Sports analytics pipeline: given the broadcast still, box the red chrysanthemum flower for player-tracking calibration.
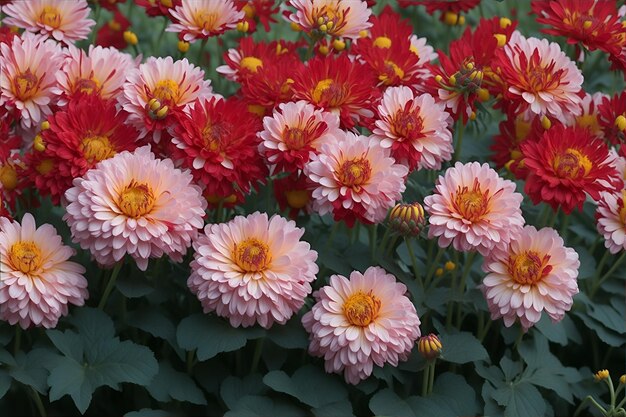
[531,0,625,57]
[96,10,130,50]
[0,152,27,214]
[598,91,626,145]
[236,0,278,32]
[274,172,312,219]
[521,125,622,213]
[136,0,181,18]
[26,94,139,204]
[398,0,480,17]
[366,5,414,43]
[292,54,378,129]
[95,0,127,11]
[171,97,268,205]
[0,26,18,47]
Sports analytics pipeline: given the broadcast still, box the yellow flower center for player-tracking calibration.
[193,10,219,31]
[9,241,42,274]
[81,135,116,163]
[240,56,263,73]
[311,78,346,107]
[379,61,405,85]
[13,72,39,101]
[576,114,600,135]
[337,158,371,188]
[39,6,61,28]
[285,189,309,209]
[373,36,392,48]
[152,79,179,105]
[343,291,381,327]
[453,182,489,222]
[36,159,54,175]
[508,250,552,285]
[0,164,18,190]
[552,148,593,179]
[234,238,271,272]
[201,121,229,154]
[118,181,156,218]
[75,77,101,95]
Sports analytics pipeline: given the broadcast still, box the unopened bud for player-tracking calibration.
[494,33,507,47]
[333,39,346,51]
[178,40,190,53]
[541,115,552,130]
[435,267,444,277]
[123,30,138,45]
[444,261,456,271]
[594,369,610,381]
[290,22,302,32]
[443,11,460,26]
[155,106,169,119]
[477,88,490,102]
[148,98,161,112]
[318,45,329,55]
[615,115,626,131]
[418,334,443,360]
[33,135,45,152]
[500,17,512,28]
[41,121,50,130]
[389,202,425,237]
[237,20,249,32]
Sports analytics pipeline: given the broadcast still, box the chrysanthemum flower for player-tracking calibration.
[598,91,626,145]
[136,0,181,17]
[64,146,206,271]
[27,94,139,204]
[273,172,313,219]
[575,92,606,139]
[2,0,95,43]
[424,161,525,255]
[481,225,579,331]
[188,212,318,329]
[492,32,584,119]
[287,0,372,40]
[304,131,407,227]
[596,190,626,254]
[167,0,244,43]
[171,96,268,204]
[521,125,622,214]
[119,56,214,141]
[398,0,480,16]
[259,100,341,173]
[372,86,452,171]
[55,44,138,105]
[292,54,378,129]
[95,10,130,49]
[302,266,421,385]
[236,0,279,33]
[0,213,88,329]
[0,32,63,129]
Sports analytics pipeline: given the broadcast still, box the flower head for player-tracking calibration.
[2,0,95,43]
[594,369,610,381]
[273,172,313,219]
[64,146,206,271]
[136,0,181,17]
[596,190,626,254]
[389,202,425,237]
[287,0,372,40]
[417,333,442,360]
[189,212,318,329]
[424,162,525,255]
[0,213,88,329]
[167,0,244,43]
[302,266,421,384]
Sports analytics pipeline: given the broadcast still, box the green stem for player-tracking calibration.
[377,226,391,258]
[477,314,492,343]
[538,204,551,228]
[574,396,607,417]
[153,17,168,54]
[405,237,422,286]
[89,3,102,45]
[326,221,341,247]
[608,376,617,409]
[421,362,430,396]
[452,120,465,163]
[560,211,571,242]
[30,388,47,417]
[370,225,378,261]
[386,235,399,257]
[250,338,264,374]
[513,327,524,351]
[425,247,445,288]
[98,261,123,310]
[186,349,196,375]
[591,252,626,298]
[197,38,208,67]
[13,326,21,356]
[427,361,436,395]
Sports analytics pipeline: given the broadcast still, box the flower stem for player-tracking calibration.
[197,38,208,67]
[89,3,102,45]
[13,326,21,356]
[153,17,168,54]
[186,349,196,375]
[573,395,607,417]
[591,252,626,298]
[30,387,47,417]
[452,119,465,163]
[427,361,436,395]
[370,225,378,261]
[98,261,123,310]
[377,226,391,258]
[405,237,422,286]
[425,247,445,289]
[421,362,430,396]
[250,338,264,374]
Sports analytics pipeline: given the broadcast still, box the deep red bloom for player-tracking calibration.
[274,172,312,219]
[94,0,127,11]
[136,0,181,18]
[96,10,130,49]
[397,0,480,15]
[0,26,18,47]
[26,94,139,204]
[368,5,414,41]
[171,97,268,204]
[292,54,378,129]
[236,0,278,32]
[598,92,626,145]
[521,125,622,213]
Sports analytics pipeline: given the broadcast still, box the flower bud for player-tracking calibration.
[418,334,443,360]
[435,267,444,277]
[333,39,346,51]
[541,115,552,130]
[620,374,625,385]
[500,17,512,28]
[33,135,46,152]
[443,11,460,25]
[389,202,425,237]
[41,121,50,130]
[615,115,626,131]
[123,30,138,46]
[178,40,190,53]
[444,261,456,271]
[594,369,609,381]
[494,33,507,47]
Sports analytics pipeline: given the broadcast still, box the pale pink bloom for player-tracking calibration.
[372,86,452,171]
[0,213,88,329]
[609,148,626,189]
[0,32,63,129]
[573,92,606,139]
[304,131,408,226]
[287,0,372,40]
[119,57,213,141]
[302,266,421,385]
[597,190,626,254]
[54,44,139,106]
[64,146,206,271]
[499,31,583,120]
[259,100,342,173]
[2,0,95,43]
[409,35,437,88]
[424,161,525,255]
[167,0,244,43]
[188,212,319,329]
[481,225,579,331]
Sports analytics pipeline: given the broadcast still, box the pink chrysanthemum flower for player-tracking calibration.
[0,32,63,129]
[481,225,579,331]
[493,31,584,119]
[596,190,626,254]
[0,213,88,329]
[574,92,606,139]
[188,212,319,329]
[302,266,421,385]
[64,146,206,271]
[120,56,214,141]
[372,86,452,171]
[287,0,372,40]
[304,131,408,227]
[258,100,342,173]
[54,44,138,105]
[2,0,95,43]
[167,0,244,43]
[424,162,525,255]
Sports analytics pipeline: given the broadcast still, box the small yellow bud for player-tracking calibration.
[443,11,460,26]
[444,261,456,271]
[448,74,457,85]
[615,115,626,131]
[435,267,444,277]
[494,33,507,47]
[477,88,490,102]
[148,98,161,112]
[359,30,368,38]
[418,334,443,360]
[156,106,169,119]
[290,22,302,32]
[435,74,443,83]
[123,30,138,46]
[108,20,121,31]
[594,369,610,381]
[319,24,328,32]
[458,15,466,25]
[583,20,592,30]
[178,40,190,53]
[465,62,474,71]
[470,111,477,121]
[0,164,18,190]
[318,45,329,55]
[317,17,325,26]
[41,121,50,130]
[500,17,512,29]
[326,21,334,30]
[160,0,172,7]
[541,115,552,130]
[33,135,46,152]
[332,39,346,51]
[619,374,625,385]
[237,21,249,32]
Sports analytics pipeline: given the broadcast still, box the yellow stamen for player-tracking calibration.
[343,291,381,327]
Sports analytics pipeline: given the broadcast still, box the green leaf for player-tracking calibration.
[369,389,416,417]
[482,382,505,417]
[48,357,93,414]
[525,367,575,404]
[125,409,173,417]
[0,347,15,367]
[500,356,522,382]
[408,373,479,417]
[535,315,568,346]
[475,362,505,386]
[438,330,489,364]
[116,273,154,298]
[224,395,308,417]
[586,304,625,334]
[313,400,354,417]
[176,314,264,360]
[266,316,308,349]
[220,374,266,409]
[147,362,206,405]
[0,369,11,399]
[493,382,547,417]
[573,311,625,347]
[47,329,84,361]
[126,308,177,345]
[10,348,56,394]
[263,364,348,408]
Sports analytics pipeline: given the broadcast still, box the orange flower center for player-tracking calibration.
[391,107,424,140]
[9,241,42,274]
[13,72,40,101]
[118,181,156,218]
[193,10,219,31]
[240,56,263,73]
[152,79,179,105]
[75,77,101,95]
[379,60,405,85]
[282,118,326,150]
[453,181,490,222]
[343,291,381,327]
[337,157,371,188]
[39,6,61,28]
[552,148,593,179]
[81,135,116,163]
[0,164,18,190]
[234,238,271,272]
[201,121,229,153]
[36,159,54,175]
[311,78,347,107]
[508,250,552,285]
[285,189,309,209]
[576,114,600,135]
[314,4,343,33]
[521,61,561,93]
